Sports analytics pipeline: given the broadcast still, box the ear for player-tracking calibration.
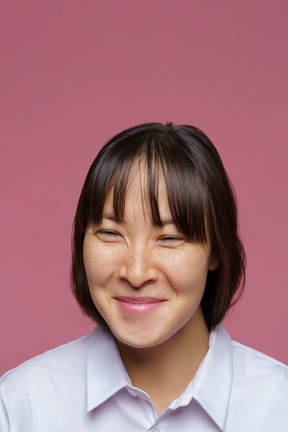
[208,253,219,271]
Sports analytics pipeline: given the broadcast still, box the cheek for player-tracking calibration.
[83,240,121,286]
[164,251,210,294]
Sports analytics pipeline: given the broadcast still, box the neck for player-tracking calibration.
[116,309,209,415]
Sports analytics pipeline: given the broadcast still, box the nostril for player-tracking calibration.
[119,274,156,289]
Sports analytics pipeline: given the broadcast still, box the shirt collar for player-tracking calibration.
[86,325,131,412]
[86,324,234,429]
[193,324,234,430]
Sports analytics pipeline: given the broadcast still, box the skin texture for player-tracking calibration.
[83,162,218,413]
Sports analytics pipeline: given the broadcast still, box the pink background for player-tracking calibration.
[1,0,287,375]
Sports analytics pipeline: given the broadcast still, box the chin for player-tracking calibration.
[112,327,173,350]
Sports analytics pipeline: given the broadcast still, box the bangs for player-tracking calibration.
[87,132,208,242]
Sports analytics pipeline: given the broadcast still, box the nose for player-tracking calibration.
[118,244,158,288]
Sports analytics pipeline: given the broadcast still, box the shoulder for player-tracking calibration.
[219,336,288,428]
[232,338,288,374]
[0,332,92,398]
[0,327,110,431]
[231,338,288,398]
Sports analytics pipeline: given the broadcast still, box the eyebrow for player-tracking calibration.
[102,212,175,226]
[102,213,120,222]
[161,218,175,226]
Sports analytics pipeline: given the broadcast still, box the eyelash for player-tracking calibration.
[160,236,184,242]
[95,231,184,244]
[96,230,120,237]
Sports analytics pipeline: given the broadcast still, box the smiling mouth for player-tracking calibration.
[115,296,166,314]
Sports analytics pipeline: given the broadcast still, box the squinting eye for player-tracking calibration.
[160,236,184,244]
[96,230,121,240]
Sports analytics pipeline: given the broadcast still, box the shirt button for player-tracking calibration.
[128,388,137,396]
[151,428,160,432]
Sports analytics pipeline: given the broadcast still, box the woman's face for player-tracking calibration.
[83,163,218,349]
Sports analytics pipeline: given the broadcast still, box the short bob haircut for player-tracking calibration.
[72,122,246,331]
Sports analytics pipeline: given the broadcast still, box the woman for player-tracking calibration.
[1,123,287,431]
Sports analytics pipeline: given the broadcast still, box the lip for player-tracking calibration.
[115,296,166,314]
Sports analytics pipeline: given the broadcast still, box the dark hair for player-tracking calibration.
[72,122,246,331]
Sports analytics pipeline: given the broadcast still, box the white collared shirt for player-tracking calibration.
[1,324,287,431]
